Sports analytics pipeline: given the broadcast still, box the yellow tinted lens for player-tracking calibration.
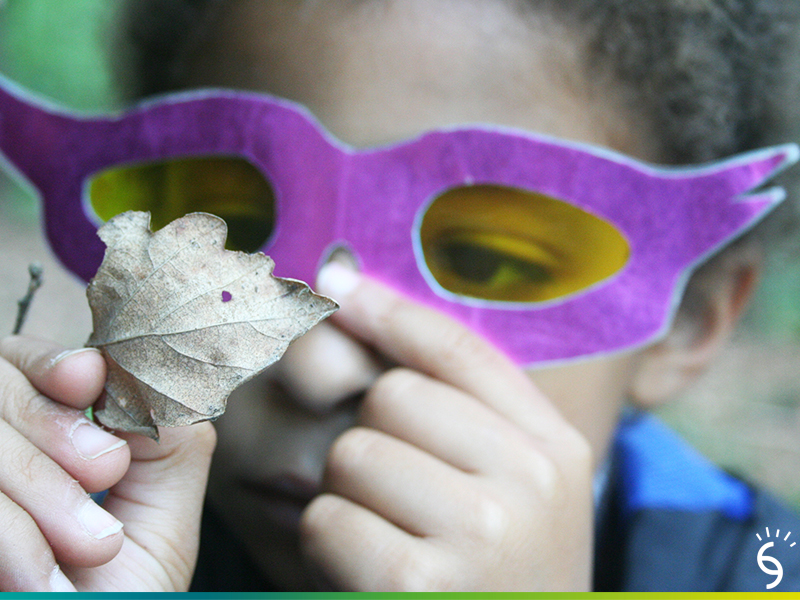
[419,185,630,303]
[89,156,275,252]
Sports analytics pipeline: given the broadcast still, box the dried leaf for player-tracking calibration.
[86,211,338,439]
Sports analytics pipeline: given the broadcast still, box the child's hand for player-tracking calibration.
[303,264,594,591]
[0,335,216,592]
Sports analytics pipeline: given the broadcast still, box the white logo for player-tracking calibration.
[756,527,796,590]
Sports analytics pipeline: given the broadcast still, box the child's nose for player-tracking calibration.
[271,319,385,413]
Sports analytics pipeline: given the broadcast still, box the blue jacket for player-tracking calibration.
[594,412,800,591]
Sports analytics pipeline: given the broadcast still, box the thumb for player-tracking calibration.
[68,423,217,591]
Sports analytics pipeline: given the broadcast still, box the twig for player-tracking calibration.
[12,262,43,334]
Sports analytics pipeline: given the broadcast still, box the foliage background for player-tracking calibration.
[0,0,799,509]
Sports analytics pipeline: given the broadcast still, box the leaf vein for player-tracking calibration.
[101,221,225,334]
[99,319,293,345]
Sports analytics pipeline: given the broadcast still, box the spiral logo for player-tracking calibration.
[756,527,795,590]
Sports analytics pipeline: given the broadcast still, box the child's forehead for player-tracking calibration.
[187,0,658,160]
[199,1,567,87]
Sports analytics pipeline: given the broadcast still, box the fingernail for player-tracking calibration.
[49,565,76,592]
[317,261,360,299]
[70,420,126,460]
[51,347,101,367]
[79,499,123,540]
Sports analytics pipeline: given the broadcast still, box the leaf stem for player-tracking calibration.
[12,262,43,335]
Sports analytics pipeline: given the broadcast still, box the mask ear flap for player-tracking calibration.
[717,143,799,203]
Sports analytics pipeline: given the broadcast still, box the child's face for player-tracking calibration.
[190,0,659,587]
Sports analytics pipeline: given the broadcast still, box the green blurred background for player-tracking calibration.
[0,0,799,509]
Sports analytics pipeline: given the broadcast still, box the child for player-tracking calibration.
[1,0,800,591]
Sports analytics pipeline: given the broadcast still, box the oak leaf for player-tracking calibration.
[86,211,338,439]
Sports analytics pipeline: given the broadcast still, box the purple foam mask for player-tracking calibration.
[0,74,796,366]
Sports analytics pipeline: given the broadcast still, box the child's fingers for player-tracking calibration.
[74,423,217,591]
[322,425,482,538]
[301,493,439,592]
[316,263,563,439]
[0,418,125,570]
[0,492,76,591]
[0,336,130,582]
[0,335,106,409]
[314,264,595,591]
[0,354,130,493]
[357,367,533,476]
[0,336,214,591]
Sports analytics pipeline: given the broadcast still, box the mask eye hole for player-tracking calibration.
[419,184,630,303]
[87,156,276,253]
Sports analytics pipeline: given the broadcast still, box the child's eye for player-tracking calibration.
[418,184,631,303]
[429,231,555,301]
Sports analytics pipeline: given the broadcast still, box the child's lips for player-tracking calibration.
[240,474,319,530]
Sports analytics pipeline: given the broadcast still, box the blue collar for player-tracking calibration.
[614,412,753,520]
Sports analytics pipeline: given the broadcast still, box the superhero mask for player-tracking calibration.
[0,75,796,367]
